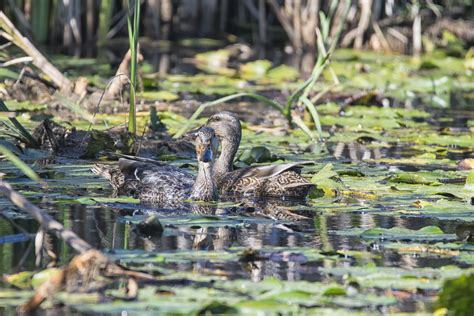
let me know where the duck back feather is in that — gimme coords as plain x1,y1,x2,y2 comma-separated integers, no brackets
116,158,195,204
219,161,315,198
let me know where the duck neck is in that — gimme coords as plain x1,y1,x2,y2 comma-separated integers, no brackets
214,132,240,184
191,161,217,201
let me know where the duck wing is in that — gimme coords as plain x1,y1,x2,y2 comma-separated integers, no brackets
237,161,314,179
220,161,315,198
116,158,195,203
92,155,178,188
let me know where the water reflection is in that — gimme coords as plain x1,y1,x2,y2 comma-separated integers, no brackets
0,196,463,283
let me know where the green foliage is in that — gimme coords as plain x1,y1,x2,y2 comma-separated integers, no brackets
0,145,43,185
438,273,474,316
387,173,442,186
239,60,272,80
238,146,275,165
30,0,50,43
310,163,344,197
98,0,112,46
332,226,457,242
175,0,351,141
465,171,474,190
82,130,115,158
127,0,140,135
0,100,38,147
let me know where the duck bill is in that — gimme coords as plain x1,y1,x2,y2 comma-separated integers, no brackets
197,145,213,162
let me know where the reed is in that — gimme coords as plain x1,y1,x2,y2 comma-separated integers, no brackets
0,100,38,147
175,0,351,141
30,0,50,43
0,145,44,185
127,0,140,135
98,0,113,46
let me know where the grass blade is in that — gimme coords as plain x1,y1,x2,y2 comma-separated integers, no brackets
292,115,317,140
0,99,38,147
300,96,322,140
127,0,140,135
0,145,44,185
174,92,283,138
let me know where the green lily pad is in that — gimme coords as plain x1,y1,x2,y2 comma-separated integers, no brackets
240,60,272,80
465,171,474,191
76,196,140,205
332,226,457,241
238,146,274,164
387,173,442,186
141,90,179,102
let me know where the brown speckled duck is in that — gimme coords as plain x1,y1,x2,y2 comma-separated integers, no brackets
92,127,218,205
204,111,315,199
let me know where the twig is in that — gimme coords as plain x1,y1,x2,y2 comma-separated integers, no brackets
0,180,92,254
0,12,72,91
0,56,33,67
0,180,157,314
354,0,372,49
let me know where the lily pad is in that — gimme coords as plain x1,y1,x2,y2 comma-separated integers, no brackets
240,60,272,80
332,226,457,241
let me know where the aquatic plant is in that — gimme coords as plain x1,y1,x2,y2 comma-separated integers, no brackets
0,100,38,147
175,0,351,141
127,0,140,135
0,145,43,185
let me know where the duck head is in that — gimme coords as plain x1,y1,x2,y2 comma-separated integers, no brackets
205,111,242,179
191,126,219,201
192,126,219,163
205,111,241,142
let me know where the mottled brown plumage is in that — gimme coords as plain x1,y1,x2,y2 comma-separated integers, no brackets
92,127,218,206
204,111,315,199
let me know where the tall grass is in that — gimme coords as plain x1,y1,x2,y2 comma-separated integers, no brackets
174,0,351,141
31,0,50,43
0,100,38,147
0,145,44,185
127,0,140,136
0,101,43,185
98,0,112,46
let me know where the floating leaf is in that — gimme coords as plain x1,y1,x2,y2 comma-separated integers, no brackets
333,226,457,242
3,271,33,290
31,268,62,289
266,65,299,82
465,171,474,191
323,287,346,296
141,90,179,102
76,196,140,205
387,173,442,186
238,146,274,165
240,60,272,80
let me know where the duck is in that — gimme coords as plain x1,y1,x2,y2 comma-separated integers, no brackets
202,111,315,199
92,127,219,205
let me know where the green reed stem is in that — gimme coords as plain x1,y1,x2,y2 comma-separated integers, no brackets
127,0,140,135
